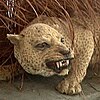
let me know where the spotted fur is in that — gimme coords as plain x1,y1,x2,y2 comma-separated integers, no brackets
6,16,100,95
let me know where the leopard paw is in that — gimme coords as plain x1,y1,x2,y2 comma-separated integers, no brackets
56,80,82,95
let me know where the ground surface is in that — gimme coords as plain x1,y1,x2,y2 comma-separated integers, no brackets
0,74,100,100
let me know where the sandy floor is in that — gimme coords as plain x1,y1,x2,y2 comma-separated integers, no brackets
0,74,100,100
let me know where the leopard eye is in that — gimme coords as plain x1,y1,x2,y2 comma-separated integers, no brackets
61,37,65,44
35,42,50,50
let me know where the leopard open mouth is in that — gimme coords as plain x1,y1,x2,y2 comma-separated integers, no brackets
45,59,71,73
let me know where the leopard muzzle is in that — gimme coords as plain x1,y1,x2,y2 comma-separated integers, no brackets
46,58,71,73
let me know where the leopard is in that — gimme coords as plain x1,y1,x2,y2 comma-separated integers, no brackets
6,15,100,95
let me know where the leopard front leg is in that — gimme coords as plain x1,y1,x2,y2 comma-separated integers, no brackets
56,30,94,95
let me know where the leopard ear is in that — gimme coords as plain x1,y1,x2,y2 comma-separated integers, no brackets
7,34,24,45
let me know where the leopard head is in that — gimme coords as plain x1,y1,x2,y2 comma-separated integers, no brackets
7,23,74,77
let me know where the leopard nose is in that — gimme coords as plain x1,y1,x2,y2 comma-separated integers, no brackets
59,49,70,56
59,48,74,59
58,48,71,58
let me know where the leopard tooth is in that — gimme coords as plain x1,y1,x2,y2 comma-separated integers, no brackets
59,61,62,67
56,62,60,68
62,60,65,66
66,60,69,65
